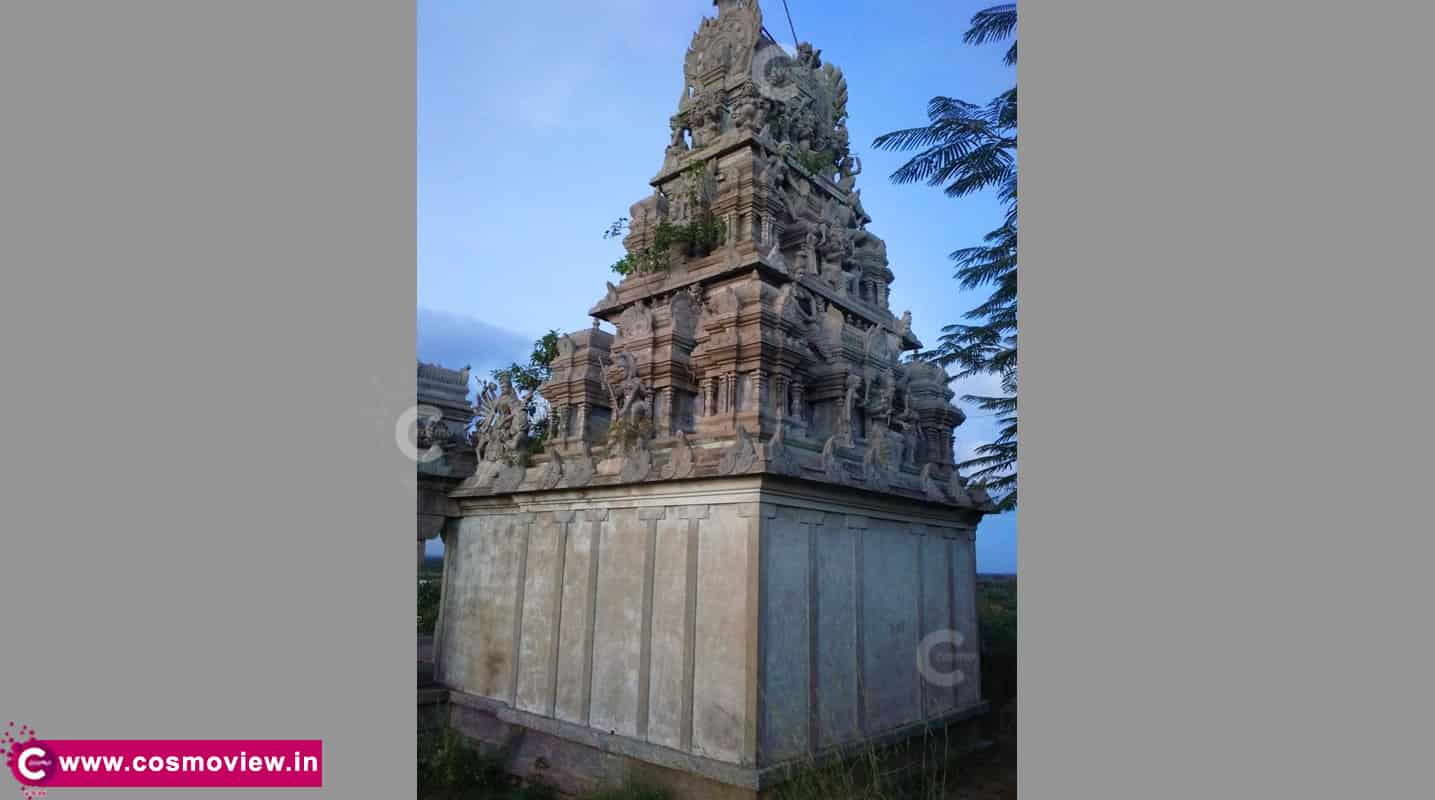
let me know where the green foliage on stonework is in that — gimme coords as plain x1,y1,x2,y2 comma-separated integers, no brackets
608,217,728,276
605,417,654,453
793,148,835,178
607,160,727,276
492,331,561,452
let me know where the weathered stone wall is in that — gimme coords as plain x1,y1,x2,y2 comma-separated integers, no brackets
756,498,981,765
433,476,981,774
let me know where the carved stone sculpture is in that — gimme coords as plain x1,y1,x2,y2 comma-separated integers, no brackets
718,425,759,476
506,0,981,507
766,424,802,477
564,442,597,488
661,431,697,480
537,446,564,490
862,435,892,491
474,376,527,469
920,463,948,503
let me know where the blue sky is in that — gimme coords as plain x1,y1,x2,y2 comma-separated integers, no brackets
418,0,1016,572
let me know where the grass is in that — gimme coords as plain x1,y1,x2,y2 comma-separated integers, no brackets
419,575,441,634
771,576,1018,799
419,555,443,634
417,567,1017,799
418,723,667,800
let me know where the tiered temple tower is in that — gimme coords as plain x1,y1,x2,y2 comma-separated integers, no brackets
432,3,994,796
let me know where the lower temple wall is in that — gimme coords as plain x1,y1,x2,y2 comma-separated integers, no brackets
433,476,982,781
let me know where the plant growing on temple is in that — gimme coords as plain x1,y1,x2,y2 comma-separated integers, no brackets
605,160,726,276
604,417,654,454
492,330,559,452
873,2,1017,510
793,148,834,179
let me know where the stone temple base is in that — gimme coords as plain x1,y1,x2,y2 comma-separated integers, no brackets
420,690,988,799
432,474,985,797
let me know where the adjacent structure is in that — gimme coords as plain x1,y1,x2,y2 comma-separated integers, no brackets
416,361,475,568
430,2,995,795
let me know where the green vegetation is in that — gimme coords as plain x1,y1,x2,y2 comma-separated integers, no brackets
794,148,834,179
770,576,1017,799
415,575,1017,798
607,160,726,277
605,416,655,453
418,574,441,635
418,724,555,800
608,217,728,277
576,789,668,800
418,723,666,800
492,331,561,453
874,3,1018,510
977,575,1017,705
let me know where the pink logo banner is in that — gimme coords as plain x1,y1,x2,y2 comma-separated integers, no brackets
7,739,322,790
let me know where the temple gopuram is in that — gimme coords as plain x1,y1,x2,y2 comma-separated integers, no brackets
428,3,995,796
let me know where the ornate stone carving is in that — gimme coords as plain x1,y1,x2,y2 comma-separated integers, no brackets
474,376,527,468
619,438,654,483
764,238,789,274
661,431,697,480
789,380,808,423
604,351,655,454
766,424,802,477
967,482,995,509
718,425,760,476
537,446,564,491
616,302,654,343
945,470,972,505
564,442,597,489
920,464,948,503
821,435,846,484
485,1,984,512
493,463,527,494
839,373,862,446
682,1,764,109
898,396,924,467
862,436,891,492
864,366,897,429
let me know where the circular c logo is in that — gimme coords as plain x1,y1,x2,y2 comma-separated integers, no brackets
916,628,967,688
396,404,446,464
14,742,56,785
750,43,801,102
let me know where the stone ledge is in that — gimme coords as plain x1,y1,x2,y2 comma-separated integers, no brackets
754,702,991,788
447,689,762,790
440,689,989,793
455,474,982,530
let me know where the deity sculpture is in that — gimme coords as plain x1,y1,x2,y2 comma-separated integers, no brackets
474,376,527,466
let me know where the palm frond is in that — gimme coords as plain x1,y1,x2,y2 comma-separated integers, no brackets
963,4,1017,47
